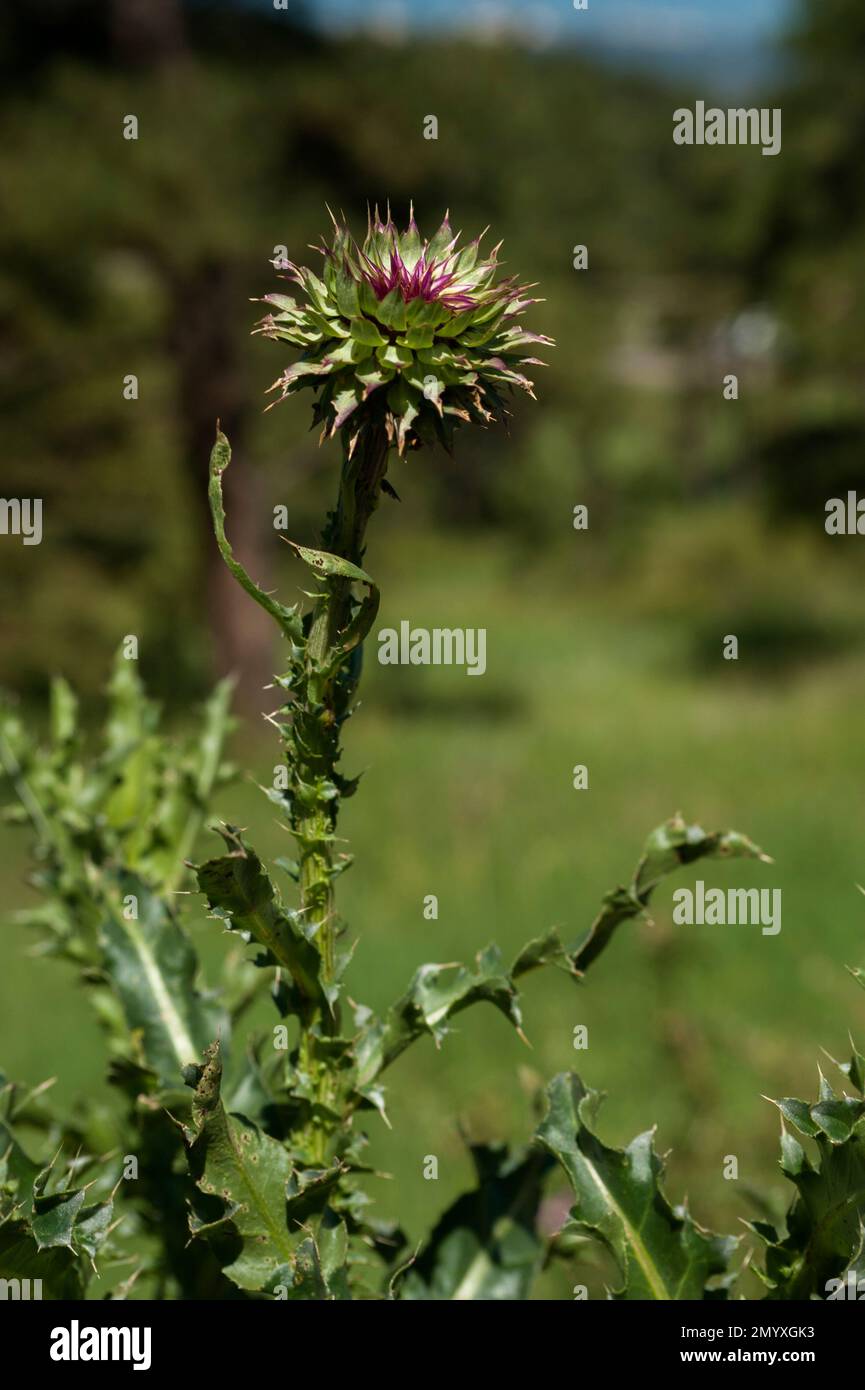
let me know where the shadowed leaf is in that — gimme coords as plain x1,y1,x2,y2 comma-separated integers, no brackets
399,1143,550,1301
536,1073,738,1300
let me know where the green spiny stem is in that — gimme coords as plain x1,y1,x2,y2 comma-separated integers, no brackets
295,439,385,974
288,417,390,1156
208,423,388,1163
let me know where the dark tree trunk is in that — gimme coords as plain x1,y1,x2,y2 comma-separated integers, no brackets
170,260,275,715
109,0,186,66
109,0,275,712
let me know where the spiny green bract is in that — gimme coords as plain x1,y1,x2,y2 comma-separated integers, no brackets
256,204,554,454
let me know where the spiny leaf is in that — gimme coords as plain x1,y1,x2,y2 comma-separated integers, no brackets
316,1214,352,1300
0,1223,85,1299
754,1070,865,1299
195,826,327,1011
359,817,764,1085
285,539,373,586
399,1143,550,1301
510,927,581,981
30,1187,87,1252
355,944,523,1084
71,1199,116,1262
263,1225,353,1301
208,430,304,643
0,1114,114,1285
769,1076,865,1145
103,649,159,756
156,674,236,893
1,647,234,946
840,1038,865,1095
99,869,228,1085
285,541,380,652
827,1236,865,1300
536,1073,738,1300
811,1073,865,1143
570,814,770,975
49,676,78,747
184,1042,298,1292
0,1115,41,1216
757,1135,865,1298
0,666,232,1099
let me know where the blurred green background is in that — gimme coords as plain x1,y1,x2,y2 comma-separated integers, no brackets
2,0,865,1293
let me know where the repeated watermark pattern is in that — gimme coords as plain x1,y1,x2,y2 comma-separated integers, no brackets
674,101,782,157
377,621,487,675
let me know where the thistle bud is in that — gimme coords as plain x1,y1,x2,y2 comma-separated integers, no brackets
256,204,553,456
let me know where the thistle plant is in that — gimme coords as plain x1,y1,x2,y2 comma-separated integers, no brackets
200,207,555,1181
2,210,865,1302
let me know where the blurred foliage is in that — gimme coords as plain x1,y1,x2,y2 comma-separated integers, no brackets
0,0,863,700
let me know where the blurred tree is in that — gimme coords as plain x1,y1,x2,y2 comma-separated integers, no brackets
742,0,865,519
1,0,860,703
109,0,185,65
0,0,321,708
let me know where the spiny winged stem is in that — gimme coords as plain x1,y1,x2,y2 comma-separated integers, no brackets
207,419,387,1164
282,418,389,1159
294,417,389,1000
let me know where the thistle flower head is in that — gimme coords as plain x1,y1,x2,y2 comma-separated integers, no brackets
256,204,553,455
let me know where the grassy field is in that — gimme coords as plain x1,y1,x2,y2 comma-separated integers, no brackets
2,513,864,1297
